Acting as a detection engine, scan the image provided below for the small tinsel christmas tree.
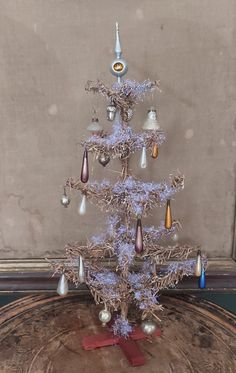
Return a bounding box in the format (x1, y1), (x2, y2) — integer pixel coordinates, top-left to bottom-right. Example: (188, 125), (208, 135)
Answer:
(53, 23), (206, 366)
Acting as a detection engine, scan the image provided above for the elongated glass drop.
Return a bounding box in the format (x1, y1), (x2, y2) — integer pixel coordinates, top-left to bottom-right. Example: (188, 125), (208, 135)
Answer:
(135, 218), (143, 253)
(165, 199), (172, 229)
(140, 146), (147, 169)
(57, 273), (68, 296)
(195, 250), (202, 277)
(78, 256), (85, 283)
(78, 195), (86, 215)
(198, 268), (206, 289)
(81, 148), (89, 183)
(151, 143), (159, 159)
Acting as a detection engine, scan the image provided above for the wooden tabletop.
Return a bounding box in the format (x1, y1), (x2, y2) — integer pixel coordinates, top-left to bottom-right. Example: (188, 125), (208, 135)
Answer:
(0, 294), (235, 372)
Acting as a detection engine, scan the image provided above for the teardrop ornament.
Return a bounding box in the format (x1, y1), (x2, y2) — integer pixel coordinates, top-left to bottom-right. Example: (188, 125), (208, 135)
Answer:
(78, 256), (85, 283)
(78, 195), (86, 215)
(195, 250), (202, 277)
(151, 143), (159, 159)
(80, 148), (89, 183)
(140, 146), (147, 169)
(57, 273), (69, 296)
(198, 268), (206, 289)
(165, 199), (172, 229)
(135, 218), (143, 254)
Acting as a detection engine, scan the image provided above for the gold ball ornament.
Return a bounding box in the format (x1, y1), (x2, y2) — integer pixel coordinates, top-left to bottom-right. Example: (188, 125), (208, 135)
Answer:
(110, 58), (128, 77)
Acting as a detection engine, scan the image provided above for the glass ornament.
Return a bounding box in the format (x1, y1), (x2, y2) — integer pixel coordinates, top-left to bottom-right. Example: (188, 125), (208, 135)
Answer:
(142, 107), (160, 130)
(57, 273), (69, 296)
(78, 195), (86, 216)
(78, 255), (85, 283)
(172, 233), (179, 242)
(107, 104), (116, 121)
(198, 268), (206, 289)
(135, 218), (143, 254)
(195, 250), (202, 277)
(151, 143), (159, 159)
(98, 153), (110, 167)
(165, 200), (172, 229)
(87, 117), (103, 135)
(141, 320), (157, 335)
(60, 189), (70, 208)
(140, 146), (147, 169)
(99, 309), (111, 325)
(81, 148), (89, 183)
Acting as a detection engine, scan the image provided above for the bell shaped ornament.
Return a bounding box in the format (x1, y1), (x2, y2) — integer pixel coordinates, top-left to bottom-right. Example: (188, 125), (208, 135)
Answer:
(57, 273), (69, 296)
(142, 107), (160, 130)
(87, 117), (103, 135)
(81, 148), (89, 183)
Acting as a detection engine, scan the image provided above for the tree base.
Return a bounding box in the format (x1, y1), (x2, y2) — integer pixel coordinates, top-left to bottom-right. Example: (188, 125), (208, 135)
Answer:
(82, 326), (161, 366)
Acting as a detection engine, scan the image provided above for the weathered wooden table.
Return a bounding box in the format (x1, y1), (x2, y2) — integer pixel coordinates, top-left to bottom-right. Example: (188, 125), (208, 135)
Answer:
(0, 294), (235, 372)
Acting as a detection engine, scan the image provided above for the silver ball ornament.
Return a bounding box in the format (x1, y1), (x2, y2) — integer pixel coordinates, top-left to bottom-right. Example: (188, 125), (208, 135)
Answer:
(98, 153), (110, 167)
(172, 233), (179, 242)
(141, 320), (157, 335)
(60, 194), (70, 208)
(107, 104), (116, 122)
(99, 309), (111, 324)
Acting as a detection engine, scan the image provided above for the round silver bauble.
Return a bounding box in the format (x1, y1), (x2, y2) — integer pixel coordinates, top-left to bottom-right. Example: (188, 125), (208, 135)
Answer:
(141, 320), (157, 335)
(99, 309), (111, 324)
(60, 194), (70, 208)
(110, 58), (128, 78)
(172, 233), (179, 242)
(98, 153), (110, 167)
(107, 104), (116, 122)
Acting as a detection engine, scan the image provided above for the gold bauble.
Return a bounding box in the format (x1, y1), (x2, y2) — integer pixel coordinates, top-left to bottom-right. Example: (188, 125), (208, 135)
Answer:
(113, 62), (124, 72)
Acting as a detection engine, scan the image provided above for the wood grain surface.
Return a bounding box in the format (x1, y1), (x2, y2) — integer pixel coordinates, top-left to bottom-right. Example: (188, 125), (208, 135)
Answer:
(0, 294), (235, 373)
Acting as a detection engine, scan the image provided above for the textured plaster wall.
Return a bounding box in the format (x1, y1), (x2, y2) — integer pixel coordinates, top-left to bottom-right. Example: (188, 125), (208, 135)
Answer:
(0, 0), (235, 259)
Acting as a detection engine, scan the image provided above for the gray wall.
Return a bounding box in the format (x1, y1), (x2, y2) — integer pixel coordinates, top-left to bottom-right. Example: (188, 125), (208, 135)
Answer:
(0, 0), (235, 259)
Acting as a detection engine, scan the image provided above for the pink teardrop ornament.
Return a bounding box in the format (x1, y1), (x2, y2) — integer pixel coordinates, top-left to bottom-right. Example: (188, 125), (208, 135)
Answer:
(135, 218), (143, 254)
(81, 148), (89, 183)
